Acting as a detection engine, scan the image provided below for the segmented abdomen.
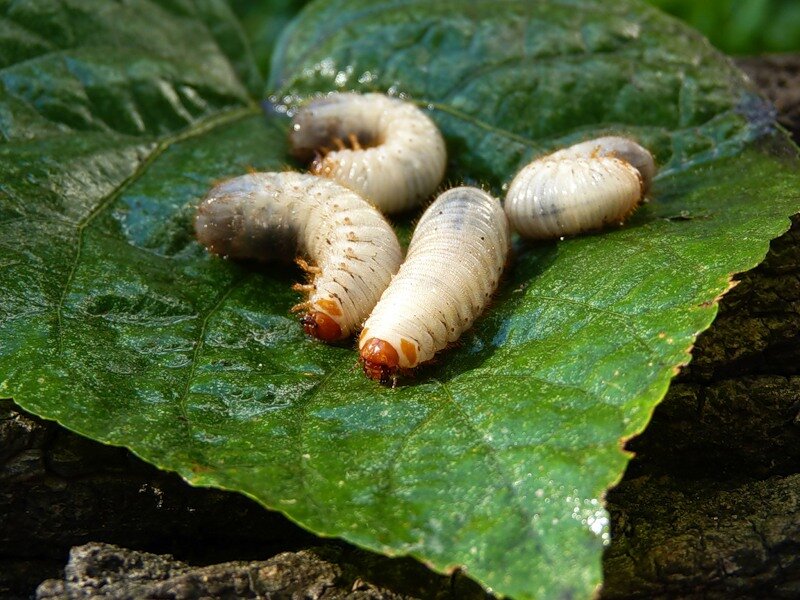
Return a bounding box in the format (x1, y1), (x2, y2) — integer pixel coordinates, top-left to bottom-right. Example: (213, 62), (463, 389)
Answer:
(359, 187), (509, 381)
(547, 136), (656, 193)
(289, 92), (447, 214)
(195, 172), (403, 341)
(504, 156), (644, 240)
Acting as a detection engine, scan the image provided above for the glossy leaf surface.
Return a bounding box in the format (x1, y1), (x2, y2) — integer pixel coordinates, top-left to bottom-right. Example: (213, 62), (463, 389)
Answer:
(2, 1), (799, 598)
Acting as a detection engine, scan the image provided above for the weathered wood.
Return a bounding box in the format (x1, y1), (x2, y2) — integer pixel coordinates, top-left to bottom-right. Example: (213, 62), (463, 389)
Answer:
(35, 543), (464, 600)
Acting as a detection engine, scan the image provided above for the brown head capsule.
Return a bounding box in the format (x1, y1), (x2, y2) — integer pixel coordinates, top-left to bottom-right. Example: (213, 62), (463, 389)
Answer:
(300, 311), (342, 342)
(360, 337), (400, 384)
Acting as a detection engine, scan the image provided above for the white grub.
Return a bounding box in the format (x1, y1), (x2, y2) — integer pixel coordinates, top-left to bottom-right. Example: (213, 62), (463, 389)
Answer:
(359, 187), (509, 383)
(195, 172), (403, 342)
(547, 136), (656, 193)
(504, 136), (655, 240)
(289, 92), (447, 214)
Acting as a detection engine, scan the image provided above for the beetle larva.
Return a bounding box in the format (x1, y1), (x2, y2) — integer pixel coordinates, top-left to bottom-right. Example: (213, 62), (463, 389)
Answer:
(504, 137), (655, 240)
(195, 172), (403, 342)
(289, 92), (447, 214)
(359, 187), (510, 383)
(547, 136), (656, 193)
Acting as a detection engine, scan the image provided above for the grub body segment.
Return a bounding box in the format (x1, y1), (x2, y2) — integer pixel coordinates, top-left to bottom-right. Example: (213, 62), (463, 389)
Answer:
(547, 136), (656, 193)
(504, 136), (655, 240)
(360, 187), (509, 380)
(505, 157), (643, 239)
(290, 93), (447, 214)
(195, 172), (403, 341)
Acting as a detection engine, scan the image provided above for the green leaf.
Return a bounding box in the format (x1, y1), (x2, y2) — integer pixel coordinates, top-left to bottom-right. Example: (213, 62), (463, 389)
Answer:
(1, 1), (799, 599)
(227, 0), (308, 80)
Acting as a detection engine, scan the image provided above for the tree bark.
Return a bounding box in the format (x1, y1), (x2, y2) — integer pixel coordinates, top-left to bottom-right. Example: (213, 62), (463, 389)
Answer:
(1, 55), (799, 600)
(34, 543), (458, 600)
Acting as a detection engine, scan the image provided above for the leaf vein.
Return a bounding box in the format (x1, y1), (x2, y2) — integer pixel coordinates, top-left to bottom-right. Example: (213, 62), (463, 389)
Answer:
(176, 274), (250, 428)
(271, 0), (615, 90)
(294, 370), (339, 512)
(435, 379), (543, 550)
(51, 105), (259, 353)
(524, 292), (659, 357)
(375, 398), (451, 525)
